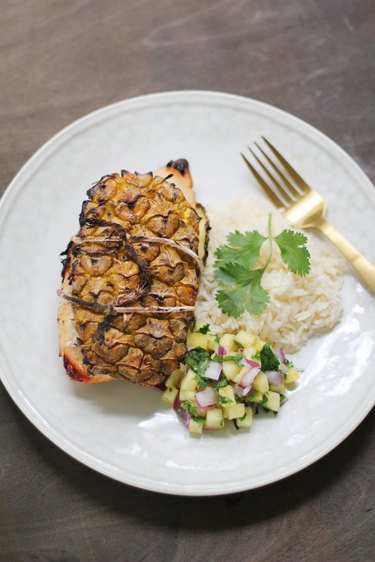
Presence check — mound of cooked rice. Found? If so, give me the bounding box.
[196,194,347,353]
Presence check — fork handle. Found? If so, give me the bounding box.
[316,219,375,292]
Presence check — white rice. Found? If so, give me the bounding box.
[196,193,347,353]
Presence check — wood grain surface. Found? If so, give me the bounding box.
[0,1,374,561]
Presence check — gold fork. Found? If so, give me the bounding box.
[241,137,375,292]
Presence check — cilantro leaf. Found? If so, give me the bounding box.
[181,400,198,417]
[215,265,270,317]
[192,416,205,425]
[219,396,233,404]
[260,343,280,371]
[274,230,311,275]
[194,372,209,389]
[184,348,210,377]
[243,390,257,402]
[197,323,210,334]
[215,377,229,389]
[214,230,266,268]
[213,219,311,319]
[212,353,244,363]
[181,401,205,425]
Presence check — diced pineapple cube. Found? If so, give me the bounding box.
[285,367,299,384]
[194,318,209,332]
[219,333,237,352]
[243,346,257,360]
[232,372,244,384]
[264,391,280,412]
[254,338,266,352]
[232,364,254,385]
[270,383,285,394]
[253,371,269,393]
[223,403,245,420]
[222,361,242,381]
[234,330,256,348]
[188,419,204,435]
[180,369,198,390]
[187,332,208,349]
[236,407,253,428]
[205,408,224,429]
[179,389,196,401]
[165,370,182,388]
[246,390,264,404]
[195,405,207,417]
[162,386,179,405]
[207,336,217,352]
[218,385,236,405]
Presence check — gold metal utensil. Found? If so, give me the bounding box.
[241,137,375,292]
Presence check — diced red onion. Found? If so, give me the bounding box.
[234,384,253,397]
[265,370,283,385]
[195,388,218,408]
[173,396,190,426]
[279,363,289,375]
[274,345,286,363]
[241,367,260,387]
[204,360,221,380]
[217,345,227,356]
[244,358,260,368]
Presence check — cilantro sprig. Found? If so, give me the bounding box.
[260,343,280,371]
[196,323,210,334]
[213,214,310,317]
[184,348,210,376]
[183,348,210,388]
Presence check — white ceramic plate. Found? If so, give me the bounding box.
[1,91,374,496]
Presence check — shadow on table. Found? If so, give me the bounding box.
[16,398,375,531]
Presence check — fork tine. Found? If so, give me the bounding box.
[254,141,301,198]
[248,147,293,205]
[261,137,310,193]
[241,153,284,208]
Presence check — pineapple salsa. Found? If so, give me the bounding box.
[162,321,299,435]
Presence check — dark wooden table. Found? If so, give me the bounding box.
[1,1,374,561]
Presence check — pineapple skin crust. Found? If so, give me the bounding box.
[58,164,209,387]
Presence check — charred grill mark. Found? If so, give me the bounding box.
[83,217,128,240]
[63,294,109,312]
[72,245,82,257]
[60,241,73,278]
[166,159,189,176]
[79,201,94,226]
[94,313,114,344]
[122,242,151,296]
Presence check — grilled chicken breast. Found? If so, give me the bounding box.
[58,160,209,387]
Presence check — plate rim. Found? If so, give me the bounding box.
[0,89,374,496]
